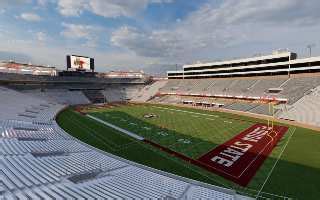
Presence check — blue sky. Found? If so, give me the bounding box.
[1,0,320,74]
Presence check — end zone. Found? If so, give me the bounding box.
[197,123,288,186]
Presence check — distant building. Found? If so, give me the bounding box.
[98,71,146,79]
[0,61,57,76]
[167,50,320,79]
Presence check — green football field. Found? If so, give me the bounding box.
[90,104,254,159]
[57,103,320,199]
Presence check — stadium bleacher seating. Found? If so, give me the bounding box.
[23,89,91,105]
[0,72,147,85]
[278,76,320,104]
[83,90,106,103]
[154,75,320,118]
[247,77,288,97]
[0,86,243,199]
[131,80,168,102]
[278,85,320,127]
[224,102,259,112]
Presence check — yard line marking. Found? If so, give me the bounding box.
[152,106,219,118]
[255,127,296,199]
[67,114,119,150]
[87,115,145,141]
[157,131,168,136]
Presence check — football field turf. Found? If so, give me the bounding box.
[57,103,320,199]
[90,104,254,159]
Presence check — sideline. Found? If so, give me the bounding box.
[145,102,320,132]
[151,105,220,118]
[87,114,144,141]
[255,127,296,198]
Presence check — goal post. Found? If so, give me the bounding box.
[268,102,275,130]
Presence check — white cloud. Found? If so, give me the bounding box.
[3,0,320,73]
[0,0,31,6]
[0,32,156,71]
[19,12,42,22]
[111,26,185,57]
[61,23,94,39]
[110,0,320,62]
[36,32,47,42]
[88,0,148,18]
[185,0,320,28]
[37,0,50,7]
[57,0,174,18]
[57,0,87,16]
[60,23,104,49]
[150,0,173,3]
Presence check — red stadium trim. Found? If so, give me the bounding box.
[144,123,288,186]
[197,124,288,186]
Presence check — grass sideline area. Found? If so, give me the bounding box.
[57,103,320,199]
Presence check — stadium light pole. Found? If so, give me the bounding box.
[268,103,270,128]
[288,52,291,77]
[307,44,316,57]
[272,102,275,130]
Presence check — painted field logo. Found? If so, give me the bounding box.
[197,124,288,186]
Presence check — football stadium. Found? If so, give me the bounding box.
[0,50,319,199]
[1,1,320,199]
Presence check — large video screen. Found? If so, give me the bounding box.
[70,55,91,70]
